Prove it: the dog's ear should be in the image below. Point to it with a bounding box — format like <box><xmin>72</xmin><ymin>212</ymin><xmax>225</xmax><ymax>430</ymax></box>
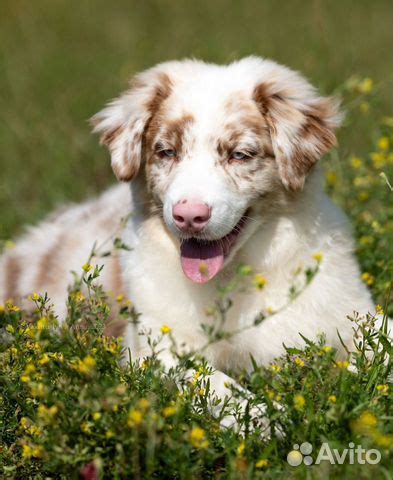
<box><xmin>91</xmin><ymin>69</ymin><xmax>172</xmax><ymax>181</ymax></box>
<box><xmin>253</xmin><ymin>66</ymin><xmax>342</xmax><ymax>191</ymax></box>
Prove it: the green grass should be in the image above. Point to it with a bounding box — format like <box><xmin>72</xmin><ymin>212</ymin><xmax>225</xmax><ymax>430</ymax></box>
<box><xmin>0</xmin><ymin>1</ymin><xmax>392</xmax><ymax>478</ymax></box>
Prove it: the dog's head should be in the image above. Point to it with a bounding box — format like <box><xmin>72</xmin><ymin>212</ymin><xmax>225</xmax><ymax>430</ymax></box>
<box><xmin>92</xmin><ymin>57</ymin><xmax>342</xmax><ymax>283</ymax></box>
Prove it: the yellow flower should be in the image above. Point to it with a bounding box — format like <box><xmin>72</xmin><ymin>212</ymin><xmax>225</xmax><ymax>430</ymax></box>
<box><xmin>237</xmin><ymin>441</ymin><xmax>246</xmax><ymax>456</ymax></box>
<box><xmin>29</xmin><ymin>293</ymin><xmax>40</xmax><ymax>302</ymax></box>
<box><xmin>38</xmin><ymin>404</ymin><xmax>58</xmax><ymax>421</ymax></box>
<box><xmin>198</xmin><ymin>262</ymin><xmax>209</xmax><ymax>276</ymax></box>
<box><xmin>6</xmin><ymin>324</ymin><xmax>15</xmax><ymax>334</ymax></box>
<box><xmin>37</xmin><ymin>317</ymin><xmax>49</xmax><ymax>331</ymax></box>
<box><xmin>352</xmin><ymin>411</ymin><xmax>377</xmax><ymax>435</ymax></box>
<box><xmin>74</xmin><ymin>355</ymin><xmax>96</xmax><ymax>375</ymax></box>
<box><xmin>357</xmin><ymin>191</ymin><xmax>369</xmax><ymax>202</ymax></box>
<box><xmin>106</xmin><ymin>430</ymin><xmax>115</xmax><ymax>439</ymax></box>
<box><xmin>92</xmin><ymin>412</ymin><xmax>102</xmax><ymax>421</ymax></box>
<box><xmin>81</xmin><ymin>422</ymin><xmax>91</xmax><ymax>434</ymax></box>
<box><xmin>294</xmin><ymin>394</ymin><xmax>305</xmax><ymax>411</ymax></box>
<box><xmin>376</xmin><ymin>305</ymin><xmax>384</xmax><ymax>316</ymax></box>
<box><xmin>138</xmin><ymin>398</ymin><xmax>150</xmax><ymax>411</ymax></box>
<box><xmin>21</xmin><ymin>375</ymin><xmax>30</xmax><ymax>383</ymax></box>
<box><xmin>325</xmin><ymin>171</ymin><xmax>337</xmax><ymax>187</ymax></box>
<box><xmin>30</xmin><ymin>383</ymin><xmax>47</xmax><ymax>398</ymax></box>
<box><xmin>312</xmin><ymin>252</ymin><xmax>323</xmax><ymax>263</ymax></box>
<box><xmin>82</xmin><ymin>263</ymin><xmax>93</xmax><ymax>272</ymax></box>
<box><xmin>371</xmin><ymin>152</ymin><xmax>386</xmax><ymax>169</ymax></box>
<box><xmin>358</xmin><ymin>78</ymin><xmax>373</xmax><ymax>94</ymax></box>
<box><xmin>116</xmin><ymin>294</ymin><xmax>124</xmax><ymax>303</ymax></box>
<box><xmin>267</xmin><ymin>306</ymin><xmax>275</xmax><ymax>315</ymax></box>
<box><xmin>24</xmin><ymin>363</ymin><xmax>36</xmax><ymax>375</ymax></box>
<box><xmin>255</xmin><ymin>459</ymin><xmax>269</xmax><ymax>469</ymax></box>
<box><xmin>160</xmin><ymin>325</ymin><xmax>172</xmax><ymax>335</ymax></box>
<box><xmin>253</xmin><ymin>274</ymin><xmax>267</xmax><ymax>290</ymax></box>
<box><xmin>162</xmin><ymin>405</ymin><xmax>177</xmax><ymax>418</ymax></box>
<box><xmin>72</xmin><ymin>291</ymin><xmax>86</xmax><ymax>302</ymax></box>
<box><xmin>38</xmin><ymin>354</ymin><xmax>50</xmax><ymax>366</ymax></box>
<box><xmin>270</xmin><ymin>364</ymin><xmax>281</xmax><ymax>373</ymax></box>
<box><xmin>359</xmin><ymin>102</ymin><xmax>370</xmax><ymax>114</ymax></box>
<box><xmin>361</xmin><ymin>272</ymin><xmax>375</xmax><ymax>286</ymax></box>
<box><xmin>189</xmin><ymin>427</ymin><xmax>209</xmax><ymax>449</ymax></box>
<box><xmin>377</xmin><ymin>136</ymin><xmax>390</xmax><ymax>152</ymax></box>
<box><xmin>335</xmin><ymin>360</ymin><xmax>350</xmax><ymax>369</ymax></box>
<box><xmin>350</xmin><ymin>156</ymin><xmax>363</xmax><ymax>169</ymax></box>
<box><xmin>328</xmin><ymin>395</ymin><xmax>337</xmax><ymax>403</ymax></box>
<box><xmin>127</xmin><ymin>409</ymin><xmax>143</xmax><ymax>426</ymax></box>
<box><xmin>294</xmin><ymin>357</ymin><xmax>305</xmax><ymax>367</ymax></box>
<box><xmin>22</xmin><ymin>444</ymin><xmax>43</xmax><ymax>459</ymax></box>
<box><xmin>359</xmin><ymin>235</ymin><xmax>374</xmax><ymax>246</ymax></box>
<box><xmin>376</xmin><ymin>384</ymin><xmax>389</xmax><ymax>395</ymax></box>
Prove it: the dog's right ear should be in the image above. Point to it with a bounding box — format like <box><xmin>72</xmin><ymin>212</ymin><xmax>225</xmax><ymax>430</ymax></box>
<box><xmin>91</xmin><ymin>69</ymin><xmax>172</xmax><ymax>181</ymax></box>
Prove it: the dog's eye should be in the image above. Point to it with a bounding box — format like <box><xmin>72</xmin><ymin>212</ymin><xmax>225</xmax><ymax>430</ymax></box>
<box><xmin>159</xmin><ymin>149</ymin><xmax>177</xmax><ymax>158</ymax></box>
<box><xmin>231</xmin><ymin>151</ymin><xmax>250</xmax><ymax>161</ymax></box>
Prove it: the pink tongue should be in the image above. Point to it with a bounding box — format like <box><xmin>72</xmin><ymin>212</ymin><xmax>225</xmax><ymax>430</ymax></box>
<box><xmin>180</xmin><ymin>239</ymin><xmax>224</xmax><ymax>283</ymax></box>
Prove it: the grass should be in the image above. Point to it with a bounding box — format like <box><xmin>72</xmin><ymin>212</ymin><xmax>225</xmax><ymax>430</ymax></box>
<box><xmin>0</xmin><ymin>1</ymin><xmax>392</xmax><ymax>478</ymax></box>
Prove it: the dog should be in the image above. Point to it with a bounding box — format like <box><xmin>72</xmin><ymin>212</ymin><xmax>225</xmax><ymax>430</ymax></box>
<box><xmin>0</xmin><ymin>57</ymin><xmax>378</xmax><ymax>425</ymax></box>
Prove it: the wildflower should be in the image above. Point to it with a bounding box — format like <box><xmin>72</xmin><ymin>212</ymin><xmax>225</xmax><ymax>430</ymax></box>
<box><xmin>30</xmin><ymin>383</ymin><xmax>47</xmax><ymax>398</ymax></box>
<box><xmin>270</xmin><ymin>364</ymin><xmax>281</xmax><ymax>373</ymax></box>
<box><xmin>267</xmin><ymin>306</ymin><xmax>275</xmax><ymax>315</ymax></box>
<box><xmin>198</xmin><ymin>388</ymin><xmax>205</xmax><ymax>396</ymax></box>
<box><xmin>371</xmin><ymin>152</ymin><xmax>386</xmax><ymax>169</ymax></box>
<box><xmin>358</xmin><ymin>78</ymin><xmax>373</xmax><ymax>94</ymax></box>
<box><xmin>20</xmin><ymin>417</ymin><xmax>30</xmax><ymax>430</ymax></box>
<box><xmin>81</xmin><ymin>422</ymin><xmax>91</xmax><ymax>434</ymax></box>
<box><xmin>350</xmin><ymin>156</ymin><xmax>363</xmax><ymax>169</ymax></box>
<box><xmin>38</xmin><ymin>354</ymin><xmax>50</xmax><ymax>366</ymax></box>
<box><xmin>352</xmin><ymin>411</ymin><xmax>377</xmax><ymax>435</ymax></box>
<box><xmin>377</xmin><ymin>136</ymin><xmax>390</xmax><ymax>151</ymax></box>
<box><xmin>325</xmin><ymin>170</ymin><xmax>337</xmax><ymax>187</ymax></box>
<box><xmin>312</xmin><ymin>252</ymin><xmax>323</xmax><ymax>263</ymax></box>
<box><xmin>127</xmin><ymin>409</ymin><xmax>143</xmax><ymax>427</ymax></box>
<box><xmin>255</xmin><ymin>459</ymin><xmax>269</xmax><ymax>468</ymax></box>
<box><xmin>24</xmin><ymin>363</ymin><xmax>36</xmax><ymax>375</ymax></box>
<box><xmin>373</xmin><ymin>433</ymin><xmax>393</xmax><ymax>448</ymax></box>
<box><xmin>237</xmin><ymin>441</ymin><xmax>246</xmax><ymax>456</ymax></box>
<box><xmin>160</xmin><ymin>324</ymin><xmax>172</xmax><ymax>335</ymax></box>
<box><xmin>357</xmin><ymin>191</ymin><xmax>369</xmax><ymax>202</ymax></box>
<box><xmin>29</xmin><ymin>293</ymin><xmax>40</xmax><ymax>302</ymax></box>
<box><xmin>74</xmin><ymin>355</ymin><xmax>96</xmax><ymax>375</ymax></box>
<box><xmin>22</xmin><ymin>443</ymin><xmax>43</xmax><ymax>459</ymax></box>
<box><xmin>328</xmin><ymin>395</ymin><xmax>337</xmax><ymax>403</ymax></box>
<box><xmin>37</xmin><ymin>405</ymin><xmax>58</xmax><ymax>424</ymax></box>
<box><xmin>294</xmin><ymin>394</ymin><xmax>306</xmax><ymax>411</ymax></box>
<box><xmin>37</xmin><ymin>317</ymin><xmax>49</xmax><ymax>331</ymax></box>
<box><xmin>359</xmin><ymin>235</ymin><xmax>374</xmax><ymax>246</ymax></box>
<box><xmin>6</xmin><ymin>324</ymin><xmax>15</xmax><ymax>334</ymax></box>
<box><xmin>72</xmin><ymin>291</ymin><xmax>85</xmax><ymax>302</ymax></box>
<box><xmin>376</xmin><ymin>305</ymin><xmax>384</xmax><ymax>316</ymax></box>
<box><xmin>359</xmin><ymin>102</ymin><xmax>370</xmax><ymax>114</ymax></box>
<box><xmin>92</xmin><ymin>412</ymin><xmax>102</xmax><ymax>421</ymax></box>
<box><xmin>253</xmin><ymin>274</ymin><xmax>267</xmax><ymax>289</ymax></box>
<box><xmin>163</xmin><ymin>405</ymin><xmax>177</xmax><ymax>418</ymax></box>
<box><xmin>116</xmin><ymin>294</ymin><xmax>124</xmax><ymax>303</ymax></box>
<box><xmin>21</xmin><ymin>375</ymin><xmax>30</xmax><ymax>383</ymax></box>
<box><xmin>294</xmin><ymin>357</ymin><xmax>305</xmax><ymax>367</ymax></box>
<box><xmin>335</xmin><ymin>360</ymin><xmax>350</xmax><ymax>369</ymax></box>
<box><xmin>106</xmin><ymin>430</ymin><xmax>115</xmax><ymax>439</ymax></box>
<box><xmin>189</xmin><ymin>427</ymin><xmax>209</xmax><ymax>449</ymax></box>
<box><xmin>198</xmin><ymin>262</ymin><xmax>209</xmax><ymax>276</ymax></box>
<box><xmin>376</xmin><ymin>384</ymin><xmax>389</xmax><ymax>395</ymax></box>
<box><xmin>10</xmin><ymin>347</ymin><xmax>18</xmax><ymax>356</ymax></box>
<box><xmin>82</xmin><ymin>263</ymin><xmax>93</xmax><ymax>272</ymax></box>
<box><xmin>138</xmin><ymin>398</ymin><xmax>150</xmax><ymax>411</ymax></box>
<box><xmin>361</xmin><ymin>272</ymin><xmax>375</xmax><ymax>286</ymax></box>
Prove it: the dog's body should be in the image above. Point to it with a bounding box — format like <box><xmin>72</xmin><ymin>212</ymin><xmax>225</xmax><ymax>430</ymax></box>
<box><xmin>0</xmin><ymin>58</ymin><xmax>377</xmax><ymax>421</ymax></box>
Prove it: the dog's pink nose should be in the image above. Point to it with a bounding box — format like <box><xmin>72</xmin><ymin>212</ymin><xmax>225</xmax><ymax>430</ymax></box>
<box><xmin>172</xmin><ymin>200</ymin><xmax>211</xmax><ymax>233</ymax></box>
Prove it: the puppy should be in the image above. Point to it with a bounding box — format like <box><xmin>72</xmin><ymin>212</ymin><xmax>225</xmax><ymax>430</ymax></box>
<box><xmin>0</xmin><ymin>57</ymin><xmax>377</xmax><ymax>424</ymax></box>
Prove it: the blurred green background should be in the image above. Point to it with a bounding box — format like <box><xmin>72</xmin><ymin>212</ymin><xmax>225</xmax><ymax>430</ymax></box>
<box><xmin>1</xmin><ymin>0</ymin><xmax>392</xmax><ymax>240</ymax></box>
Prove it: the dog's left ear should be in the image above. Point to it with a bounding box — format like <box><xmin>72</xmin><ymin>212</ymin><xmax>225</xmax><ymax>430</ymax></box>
<box><xmin>253</xmin><ymin>67</ymin><xmax>342</xmax><ymax>191</ymax></box>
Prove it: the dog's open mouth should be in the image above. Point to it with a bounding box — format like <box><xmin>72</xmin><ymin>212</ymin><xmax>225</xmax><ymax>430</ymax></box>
<box><xmin>180</xmin><ymin>213</ymin><xmax>248</xmax><ymax>284</ymax></box>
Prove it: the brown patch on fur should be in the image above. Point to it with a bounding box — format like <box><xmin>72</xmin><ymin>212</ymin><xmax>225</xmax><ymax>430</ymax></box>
<box><xmin>35</xmin><ymin>237</ymin><xmax>62</xmax><ymax>292</ymax></box>
<box><xmin>103</xmin><ymin>255</ymin><xmax>127</xmax><ymax>338</ymax></box>
<box><xmin>4</xmin><ymin>254</ymin><xmax>21</xmax><ymax>302</ymax></box>
<box><xmin>100</xmin><ymin>125</ymin><xmax>125</xmax><ymax>147</ymax></box>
